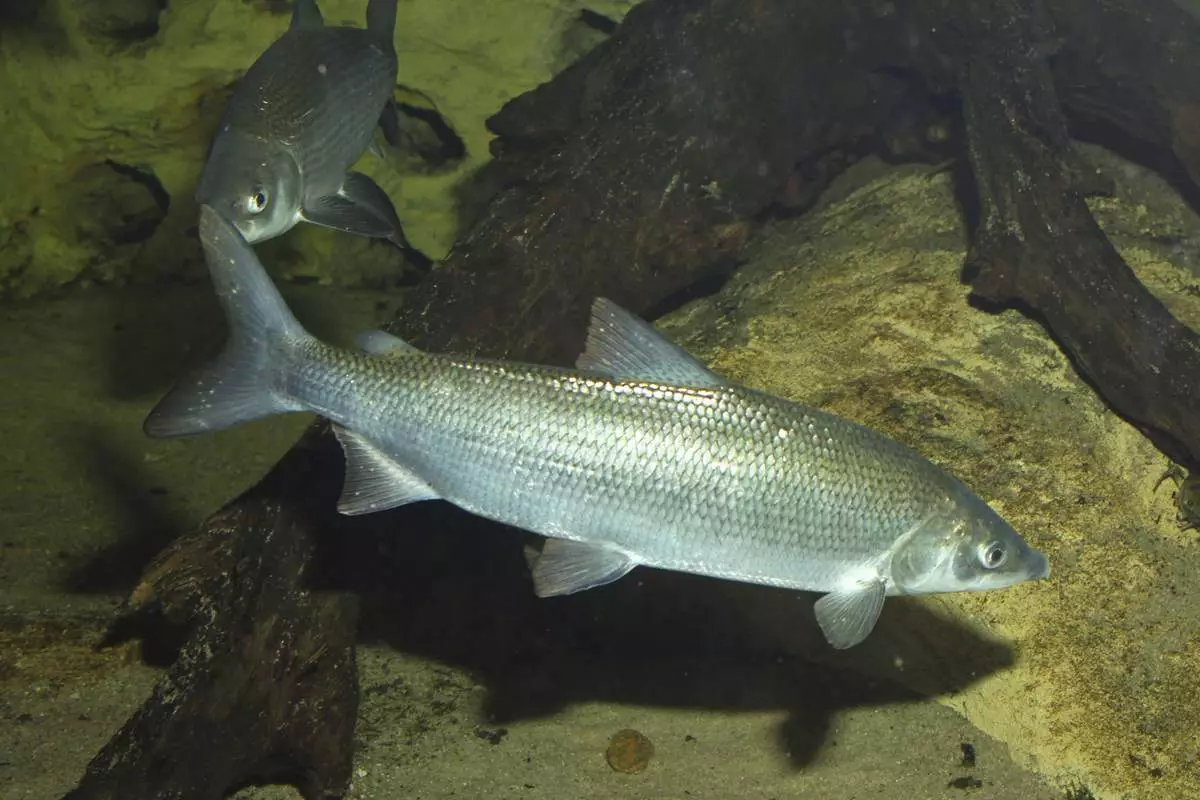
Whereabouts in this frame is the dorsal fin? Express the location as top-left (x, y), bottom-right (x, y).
top-left (365, 0), bottom-right (398, 50)
top-left (576, 298), bottom-right (726, 387)
top-left (291, 0), bottom-right (324, 29)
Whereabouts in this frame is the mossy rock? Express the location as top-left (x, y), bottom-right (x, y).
top-left (654, 151), bottom-right (1200, 800)
top-left (0, 0), bottom-right (639, 297)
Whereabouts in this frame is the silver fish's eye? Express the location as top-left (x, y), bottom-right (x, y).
top-left (246, 187), bottom-right (269, 214)
top-left (979, 542), bottom-right (1007, 569)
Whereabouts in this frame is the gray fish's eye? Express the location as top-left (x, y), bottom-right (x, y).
top-left (979, 541), bottom-right (1007, 569)
top-left (246, 187), bottom-right (269, 215)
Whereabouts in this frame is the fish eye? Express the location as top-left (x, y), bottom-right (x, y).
top-left (246, 187), bottom-right (269, 214)
top-left (979, 542), bottom-right (1007, 569)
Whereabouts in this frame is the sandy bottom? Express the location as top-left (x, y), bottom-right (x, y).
top-left (0, 283), bottom-right (1065, 799)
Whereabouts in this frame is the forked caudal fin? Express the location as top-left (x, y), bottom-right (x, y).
top-left (290, 0), bottom-right (324, 29)
top-left (366, 0), bottom-right (399, 50)
top-left (143, 206), bottom-right (310, 438)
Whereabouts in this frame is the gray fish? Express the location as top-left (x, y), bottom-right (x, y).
top-left (196, 0), bottom-right (408, 247)
top-left (146, 206), bottom-right (1051, 650)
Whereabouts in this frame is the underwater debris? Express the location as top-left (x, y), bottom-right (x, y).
top-left (947, 775), bottom-right (984, 790)
top-left (1063, 783), bottom-right (1098, 800)
top-left (605, 728), bottom-right (654, 774)
top-left (474, 726), bottom-right (508, 745)
top-left (1155, 464), bottom-right (1200, 532)
top-left (960, 742), bottom-right (977, 768)
top-left (77, 0), bottom-right (165, 44)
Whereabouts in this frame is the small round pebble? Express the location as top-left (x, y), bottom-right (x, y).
top-left (605, 728), bottom-right (654, 773)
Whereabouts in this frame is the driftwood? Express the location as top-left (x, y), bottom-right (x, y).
top-left (68, 0), bottom-right (1200, 797)
top-left (953, 0), bottom-right (1200, 468)
top-left (67, 428), bottom-right (358, 800)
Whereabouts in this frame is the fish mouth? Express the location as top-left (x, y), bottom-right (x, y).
top-left (1028, 550), bottom-right (1051, 580)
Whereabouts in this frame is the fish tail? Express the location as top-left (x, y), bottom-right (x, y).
top-left (366, 0), bottom-right (398, 50)
top-left (291, 0), bottom-right (323, 29)
top-left (143, 206), bottom-right (309, 438)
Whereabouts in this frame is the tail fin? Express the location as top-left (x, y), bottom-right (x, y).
top-left (143, 206), bottom-right (309, 438)
top-left (366, 0), bottom-right (398, 50)
top-left (290, 0), bottom-right (324, 29)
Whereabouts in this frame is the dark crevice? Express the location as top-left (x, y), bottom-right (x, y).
top-left (643, 265), bottom-right (742, 323)
top-left (0, 0), bottom-right (43, 27)
top-left (579, 8), bottom-right (619, 35)
top-left (105, 160), bottom-right (171, 215)
top-left (396, 102), bottom-right (467, 164)
top-left (70, 161), bottom-right (170, 253)
top-left (243, 0), bottom-right (292, 14)
top-left (383, 88), bottom-right (468, 174)
top-left (1062, 108), bottom-right (1200, 214)
top-left (79, 0), bottom-right (168, 44)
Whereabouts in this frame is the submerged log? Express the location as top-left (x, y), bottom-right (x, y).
top-left (390, 0), bottom-right (940, 362)
top-left (70, 0), bottom-right (1200, 796)
top-left (67, 427), bottom-right (358, 800)
top-left (949, 0), bottom-right (1200, 469)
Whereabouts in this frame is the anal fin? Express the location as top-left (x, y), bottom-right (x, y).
top-left (812, 579), bottom-right (887, 650)
top-left (332, 425), bottom-right (440, 515)
top-left (525, 538), bottom-right (637, 597)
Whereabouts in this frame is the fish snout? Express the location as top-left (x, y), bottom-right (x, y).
top-left (1027, 548), bottom-right (1051, 580)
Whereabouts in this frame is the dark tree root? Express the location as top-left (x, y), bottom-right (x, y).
top-left (950, 0), bottom-right (1200, 469)
top-left (68, 0), bottom-right (1200, 797)
top-left (66, 426), bottom-right (359, 800)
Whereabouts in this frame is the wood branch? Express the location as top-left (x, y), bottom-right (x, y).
top-left (1049, 0), bottom-right (1200, 196)
top-left (66, 427), bottom-right (360, 800)
top-left (948, 0), bottom-right (1200, 468)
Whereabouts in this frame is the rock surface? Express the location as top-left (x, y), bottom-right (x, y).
top-left (653, 150), bottom-right (1200, 800)
top-left (0, 0), bottom-right (636, 297)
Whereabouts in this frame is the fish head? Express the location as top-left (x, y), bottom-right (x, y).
top-left (195, 129), bottom-right (302, 244)
top-left (889, 491), bottom-right (1049, 595)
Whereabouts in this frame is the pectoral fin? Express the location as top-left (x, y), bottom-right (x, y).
top-left (812, 579), bottom-right (887, 650)
top-left (332, 425), bottom-right (440, 515)
top-left (302, 170), bottom-right (410, 246)
top-left (301, 194), bottom-right (395, 240)
top-left (525, 539), bottom-right (638, 597)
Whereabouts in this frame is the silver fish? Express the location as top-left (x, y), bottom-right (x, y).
top-left (146, 206), bottom-right (1051, 649)
top-left (196, 0), bottom-right (407, 247)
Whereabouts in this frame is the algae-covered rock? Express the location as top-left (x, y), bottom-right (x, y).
top-left (654, 151), bottom-right (1200, 800)
top-left (0, 0), bottom-right (638, 297)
